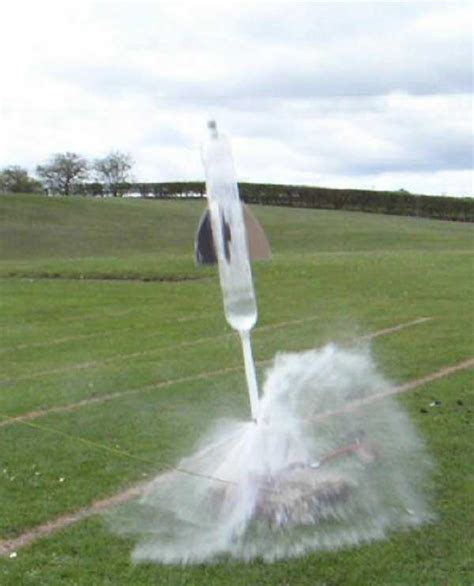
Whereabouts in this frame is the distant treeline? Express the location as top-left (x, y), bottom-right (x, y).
top-left (2, 156), bottom-right (472, 221)
top-left (75, 181), bottom-right (474, 222)
top-left (240, 183), bottom-right (474, 222)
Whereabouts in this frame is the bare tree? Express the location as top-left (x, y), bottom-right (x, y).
top-left (36, 152), bottom-right (88, 195)
top-left (93, 151), bottom-right (133, 197)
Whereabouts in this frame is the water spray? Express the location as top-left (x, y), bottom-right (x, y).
top-left (112, 122), bottom-right (433, 565)
top-left (202, 121), bottom-right (260, 421)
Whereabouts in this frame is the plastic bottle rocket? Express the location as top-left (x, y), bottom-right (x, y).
top-left (202, 121), bottom-right (260, 421)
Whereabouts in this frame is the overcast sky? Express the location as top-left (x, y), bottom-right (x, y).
top-left (1, 1), bottom-right (472, 196)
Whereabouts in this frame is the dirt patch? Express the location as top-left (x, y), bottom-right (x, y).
top-left (3, 273), bottom-right (210, 283)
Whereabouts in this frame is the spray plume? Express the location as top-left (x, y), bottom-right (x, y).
top-left (110, 123), bottom-right (432, 563)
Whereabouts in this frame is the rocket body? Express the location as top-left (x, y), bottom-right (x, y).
top-left (202, 124), bottom-right (257, 333)
top-left (202, 122), bottom-right (260, 420)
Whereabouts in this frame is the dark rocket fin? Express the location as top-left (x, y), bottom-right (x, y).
top-left (195, 204), bottom-right (271, 266)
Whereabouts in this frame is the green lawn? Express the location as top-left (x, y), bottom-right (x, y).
top-left (0, 193), bottom-right (473, 585)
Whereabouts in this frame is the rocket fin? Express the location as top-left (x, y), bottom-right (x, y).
top-left (195, 204), bottom-right (271, 266)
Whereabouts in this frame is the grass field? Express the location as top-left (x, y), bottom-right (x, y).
top-left (0, 193), bottom-right (473, 585)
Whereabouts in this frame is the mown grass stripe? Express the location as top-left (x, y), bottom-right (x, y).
top-left (0, 314), bottom-right (327, 383)
top-left (0, 316), bottom-right (429, 385)
top-left (0, 313), bottom-right (317, 359)
top-left (0, 366), bottom-right (242, 429)
top-left (0, 307), bottom-right (219, 335)
top-left (0, 317), bottom-right (432, 428)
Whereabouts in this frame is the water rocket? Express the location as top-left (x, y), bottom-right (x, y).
top-left (202, 121), bottom-right (260, 420)
top-left (119, 122), bottom-right (431, 564)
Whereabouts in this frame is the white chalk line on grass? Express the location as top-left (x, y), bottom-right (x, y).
top-left (0, 482), bottom-right (149, 558)
top-left (355, 317), bottom-right (431, 341)
top-left (0, 317), bottom-right (431, 429)
top-left (0, 311), bottom-right (308, 355)
top-left (0, 352), bottom-right (472, 558)
top-left (0, 311), bottom-right (222, 353)
top-left (1, 307), bottom-right (141, 332)
top-left (0, 326), bottom-right (143, 354)
top-left (0, 365), bottom-right (243, 429)
top-left (0, 314), bottom-right (327, 384)
top-left (311, 357), bottom-right (474, 424)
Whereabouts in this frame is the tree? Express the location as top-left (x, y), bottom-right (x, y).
top-left (36, 152), bottom-right (88, 195)
top-left (0, 166), bottom-right (42, 193)
top-left (93, 151), bottom-right (133, 197)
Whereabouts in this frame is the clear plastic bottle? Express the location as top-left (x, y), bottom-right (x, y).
top-left (202, 121), bottom-right (258, 332)
top-left (202, 122), bottom-right (260, 420)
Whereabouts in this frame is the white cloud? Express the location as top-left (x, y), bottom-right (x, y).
top-left (0, 1), bottom-right (472, 196)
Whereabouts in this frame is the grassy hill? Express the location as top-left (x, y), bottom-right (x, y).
top-left (0, 194), bottom-right (473, 585)
top-left (1, 193), bottom-right (471, 277)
